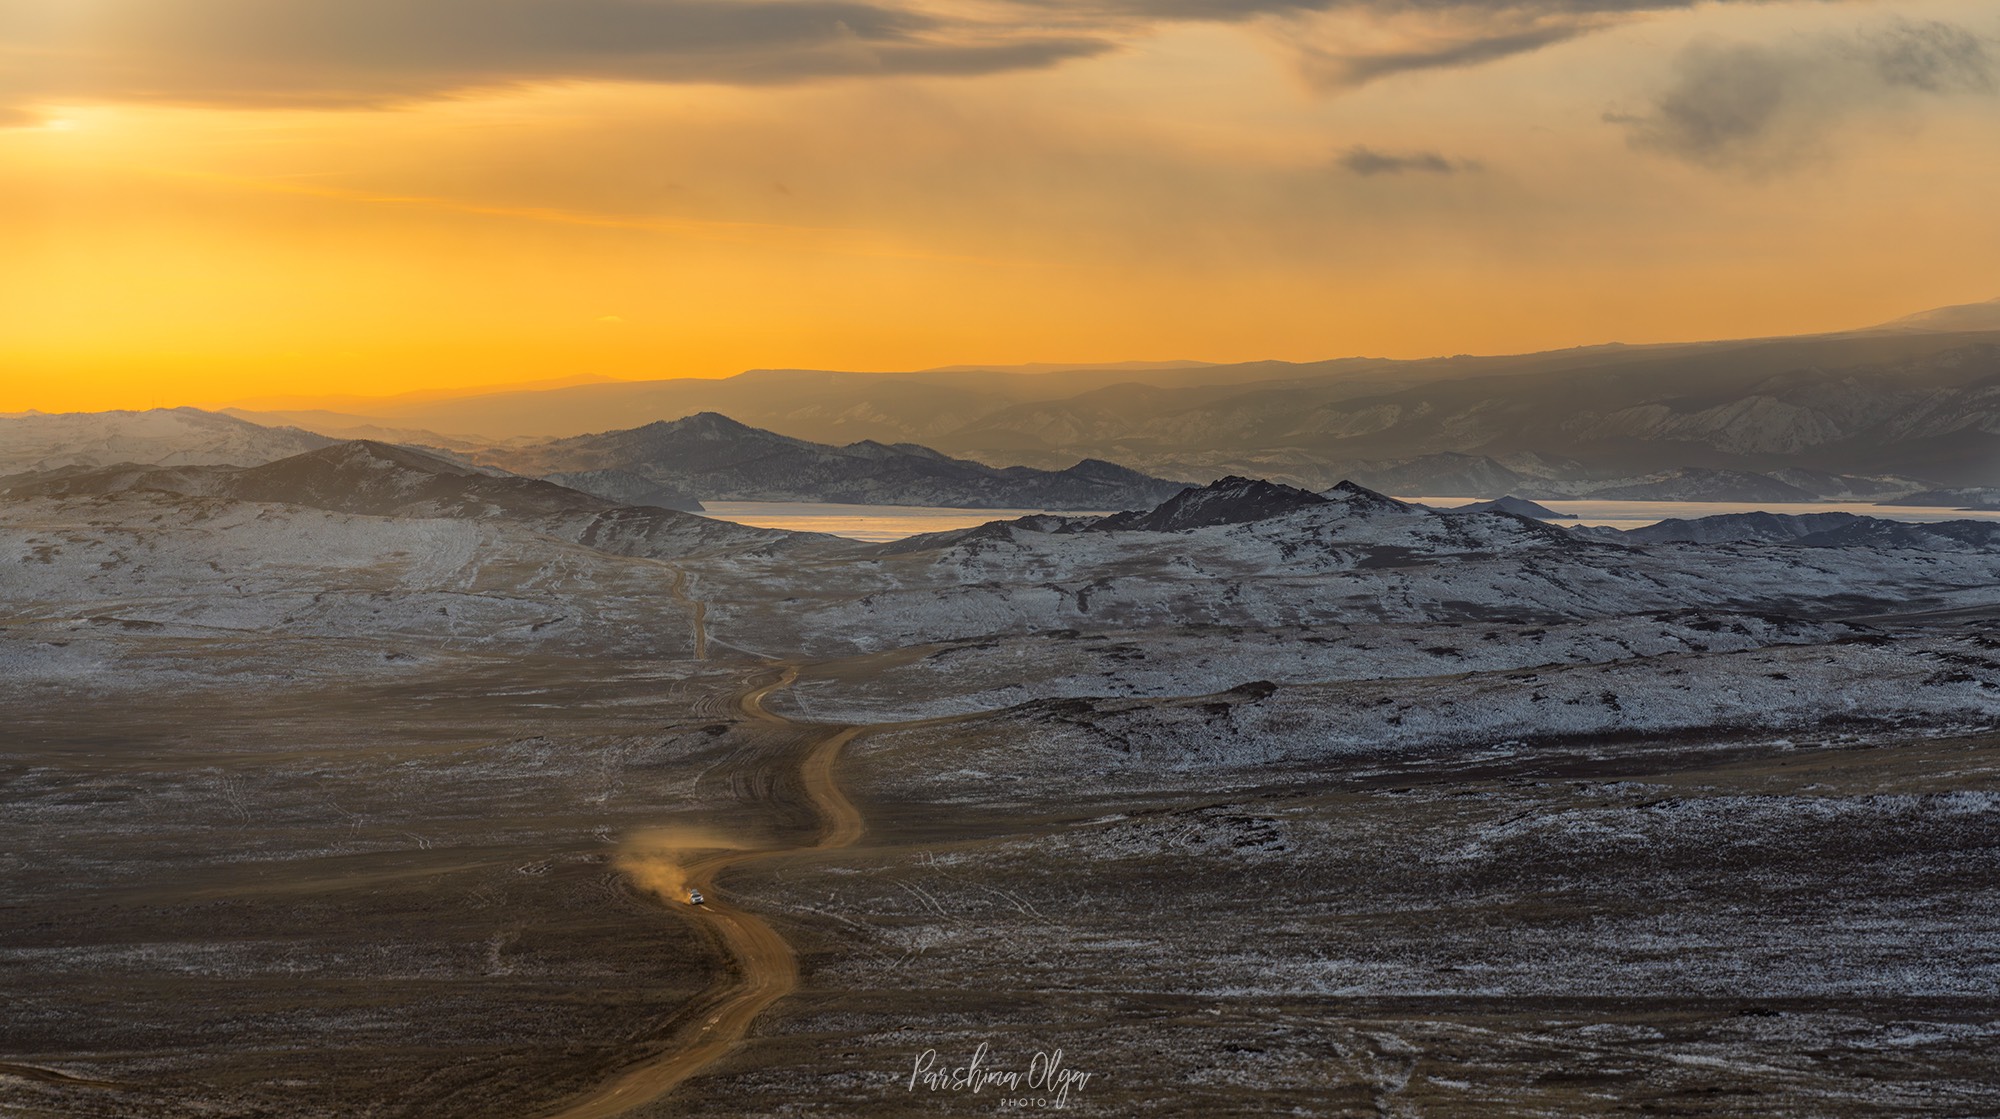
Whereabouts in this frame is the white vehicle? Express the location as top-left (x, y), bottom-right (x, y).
top-left (687, 888), bottom-right (705, 906)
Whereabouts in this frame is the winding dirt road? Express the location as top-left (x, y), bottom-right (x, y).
top-left (542, 594), bottom-right (864, 1118)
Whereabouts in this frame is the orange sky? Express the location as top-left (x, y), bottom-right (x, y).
top-left (3, 0), bottom-right (1997, 413)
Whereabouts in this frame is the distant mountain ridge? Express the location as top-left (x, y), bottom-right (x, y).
top-left (15, 302), bottom-right (2000, 502)
top-left (0, 407), bottom-right (334, 474)
top-left (2, 441), bottom-right (624, 520)
top-left (483, 412), bottom-right (1188, 510)
top-left (1338, 457), bottom-right (1923, 503)
top-left (1609, 510), bottom-right (2000, 552)
top-left (1873, 297), bottom-right (2000, 334)
top-left (1893, 487), bottom-right (2000, 511)
top-left (212, 309), bottom-right (2000, 493)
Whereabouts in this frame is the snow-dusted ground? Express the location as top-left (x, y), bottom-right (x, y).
top-left (776, 613), bottom-right (1873, 722)
top-left (0, 494), bottom-right (703, 663)
top-left (4, 477), bottom-right (1999, 1117)
top-left (842, 630), bottom-right (1999, 799)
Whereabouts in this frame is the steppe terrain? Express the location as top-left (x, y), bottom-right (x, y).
top-left (3, 452), bottom-right (1998, 1117)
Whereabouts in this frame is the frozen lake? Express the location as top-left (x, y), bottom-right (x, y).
top-left (697, 501), bottom-right (1110, 542)
top-left (701, 497), bottom-right (2000, 541)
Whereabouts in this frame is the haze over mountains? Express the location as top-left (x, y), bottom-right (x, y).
top-left (484, 412), bottom-right (1185, 510)
top-left (0, 410), bottom-right (1183, 512)
top-left (7, 302), bottom-right (1998, 507)
top-left (211, 303), bottom-right (2000, 496)
top-left (0, 407), bottom-right (334, 475)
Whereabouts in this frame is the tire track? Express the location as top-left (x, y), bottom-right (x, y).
top-left (542, 662), bottom-right (863, 1118)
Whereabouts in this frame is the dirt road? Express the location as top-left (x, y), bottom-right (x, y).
top-left (662, 562), bottom-right (707, 662)
top-left (540, 663), bottom-right (863, 1119)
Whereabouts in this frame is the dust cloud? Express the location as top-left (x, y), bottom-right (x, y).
top-left (614, 826), bottom-right (751, 902)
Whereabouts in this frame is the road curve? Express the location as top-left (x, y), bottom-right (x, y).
top-left (540, 664), bottom-right (864, 1119)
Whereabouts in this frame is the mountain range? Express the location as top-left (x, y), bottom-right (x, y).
top-left (477, 411), bottom-right (1187, 510)
top-left (7, 301), bottom-right (2000, 506)
top-left (213, 303), bottom-right (2000, 494)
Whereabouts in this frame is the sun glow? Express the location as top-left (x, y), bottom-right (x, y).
top-left (4, 1), bottom-right (1998, 413)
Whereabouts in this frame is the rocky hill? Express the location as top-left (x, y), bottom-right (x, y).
top-left (1447, 496), bottom-right (1573, 519)
top-left (1091, 476), bottom-right (1332, 532)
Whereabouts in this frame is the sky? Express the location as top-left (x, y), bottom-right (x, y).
top-left (3, 0), bottom-right (1998, 412)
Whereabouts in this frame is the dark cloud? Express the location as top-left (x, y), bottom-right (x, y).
top-left (1336, 145), bottom-right (1478, 175)
top-left (1015, 0), bottom-right (1722, 21)
top-left (0, 0), bottom-right (1934, 119)
top-left (1298, 19), bottom-right (1593, 88)
top-left (1613, 19), bottom-right (1996, 174)
top-left (1868, 18), bottom-right (1994, 94)
top-left (0, 0), bottom-right (1110, 111)
top-left (1015, 0), bottom-right (1768, 87)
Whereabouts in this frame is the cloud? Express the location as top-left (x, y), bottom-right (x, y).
top-left (0, 0), bottom-right (1110, 112)
top-left (1612, 19), bottom-right (1996, 174)
top-left (1336, 145), bottom-right (1478, 175)
top-left (1868, 17), bottom-right (1994, 94)
top-left (0, 0), bottom-right (1932, 123)
top-left (1278, 5), bottom-right (1621, 89)
top-left (1239, 0), bottom-right (1807, 90)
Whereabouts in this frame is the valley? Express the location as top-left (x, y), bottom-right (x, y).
top-left (2, 447), bottom-right (1997, 1116)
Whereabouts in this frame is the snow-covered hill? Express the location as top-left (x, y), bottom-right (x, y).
top-left (691, 478), bottom-right (2000, 657)
top-left (1446, 495), bottom-right (1573, 519)
top-left (0, 441), bottom-right (814, 570)
top-left (0, 407), bottom-right (333, 474)
top-left (0, 494), bottom-right (698, 661)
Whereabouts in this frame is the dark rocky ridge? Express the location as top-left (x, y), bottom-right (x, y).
top-left (487, 412), bottom-right (1187, 510)
top-left (883, 476), bottom-right (1435, 553)
top-left (1613, 510), bottom-right (2000, 551)
top-left (1091, 476), bottom-right (1332, 532)
top-left (1448, 496), bottom-right (1575, 520)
